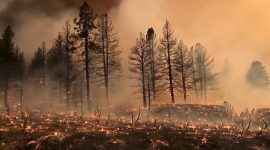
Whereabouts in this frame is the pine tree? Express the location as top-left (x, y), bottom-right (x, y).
top-left (246, 60), bottom-right (269, 88)
top-left (14, 45), bottom-right (25, 110)
top-left (173, 40), bottom-right (193, 101)
top-left (129, 33), bottom-right (151, 107)
top-left (159, 20), bottom-right (177, 103)
top-left (145, 27), bottom-right (164, 109)
top-left (29, 44), bottom-right (46, 88)
top-left (97, 14), bottom-right (121, 107)
top-left (0, 26), bottom-right (25, 111)
top-left (63, 20), bottom-right (77, 110)
top-left (74, 1), bottom-right (97, 112)
top-left (47, 34), bottom-right (65, 104)
top-left (192, 43), bottom-right (218, 101)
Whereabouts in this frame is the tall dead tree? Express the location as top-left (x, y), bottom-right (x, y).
top-left (41, 42), bottom-right (46, 89)
top-left (192, 43), bottom-right (218, 101)
top-left (159, 20), bottom-right (177, 103)
top-left (47, 34), bottom-right (65, 104)
top-left (190, 48), bottom-right (199, 99)
top-left (15, 45), bottom-right (25, 110)
top-left (74, 1), bottom-right (97, 112)
top-left (174, 41), bottom-right (193, 101)
top-left (29, 43), bottom-right (47, 102)
top-left (97, 14), bottom-right (121, 107)
top-left (146, 27), bottom-right (163, 102)
top-left (63, 20), bottom-right (77, 110)
top-left (129, 33), bottom-right (151, 107)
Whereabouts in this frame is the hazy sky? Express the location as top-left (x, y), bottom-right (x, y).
top-left (1, 0), bottom-right (270, 110)
top-left (0, 0), bottom-right (269, 69)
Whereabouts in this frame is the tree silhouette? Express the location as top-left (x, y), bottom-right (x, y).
top-left (0, 26), bottom-right (25, 112)
top-left (47, 31), bottom-right (77, 110)
top-left (129, 33), bottom-right (151, 107)
top-left (246, 60), bottom-right (269, 88)
top-left (74, 1), bottom-right (97, 112)
top-left (173, 40), bottom-right (193, 101)
top-left (47, 34), bottom-right (66, 104)
top-left (29, 43), bottom-right (46, 88)
top-left (191, 43), bottom-right (218, 101)
top-left (159, 20), bottom-right (177, 103)
top-left (97, 14), bottom-right (121, 107)
top-left (63, 20), bottom-right (77, 110)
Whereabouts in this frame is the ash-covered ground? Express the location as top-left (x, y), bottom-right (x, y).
top-left (1, 104), bottom-right (270, 150)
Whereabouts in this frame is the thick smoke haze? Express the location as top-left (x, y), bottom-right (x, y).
top-left (1, 0), bottom-right (270, 111)
top-left (112, 0), bottom-right (270, 111)
top-left (0, 0), bottom-right (120, 25)
top-left (0, 0), bottom-right (121, 60)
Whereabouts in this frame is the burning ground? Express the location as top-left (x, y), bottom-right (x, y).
top-left (1, 104), bottom-right (270, 150)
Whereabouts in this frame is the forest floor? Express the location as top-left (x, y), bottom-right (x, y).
top-left (1, 105), bottom-right (270, 150)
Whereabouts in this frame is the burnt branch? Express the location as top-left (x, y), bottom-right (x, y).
top-left (263, 119), bottom-right (270, 129)
top-left (94, 105), bottom-right (101, 125)
top-left (131, 108), bottom-right (141, 127)
top-left (241, 109), bottom-right (253, 137)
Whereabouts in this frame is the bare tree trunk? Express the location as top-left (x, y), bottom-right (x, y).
top-left (147, 74), bottom-right (151, 111)
top-left (150, 39), bottom-right (156, 99)
top-left (80, 78), bottom-right (84, 114)
top-left (182, 76), bottom-right (187, 101)
top-left (4, 79), bottom-right (9, 112)
top-left (141, 62), bottom-right (147, 108)
top-left (198, 55), bottom-right (204, 101)
top-left (42, 42), bottom-right (46, 102)
top-left (167, 42), bottom-right (175, 104)
top-left (180, 50), bottom-right (187, 101)
top-left (202, 61), bottom-right (207, 101)
top-left (84, 34), bottom-right (91, 112)
top-left (105, 14), bottom-right (110, 107)
top-left (20, 86), bottom-right (23, 110)
top-left (191, 52), bottom-right (199, 100)
top-left (101, 14), bottom-right (110, 107)
top-left (65, 52), bottom-right (70, 110)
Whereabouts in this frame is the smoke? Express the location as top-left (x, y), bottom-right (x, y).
top-left (1, 0), bottom-right (270, 111)
top-left (111, 0), bottom-right (270, 112)
top-left (0, 0), bottom-right (121, 60)
top-left (0, 0), bottom-right (121, 26)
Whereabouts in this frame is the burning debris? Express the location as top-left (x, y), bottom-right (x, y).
top-left (0, 104), bottom-right (270, 149)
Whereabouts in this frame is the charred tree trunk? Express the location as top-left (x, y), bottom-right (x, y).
top-left (182, 74), bottom-right (187, 101)
top-left (160, 21), bottom-right (176, 104)
top-left (80, 78), bottom-right (84, 114)
top-left (101, 14), bottom-right (110, 107)
top-left (105, 14), bottom-right (110, 107)
top-left (20, 86), bottom-right (23, 110)
top-left (147, 73), bottom-right (151, 111)
top-left (180, 50), bottom-right (187, 101)
top-left (166, 37), bottom-right (175, 104)
top-left (150, 39), bottom-right (156, 99)
top-left (198, 55), bottom-right (204, 101)
top-left (4, 78), bottom-right (9, 112)
top-left (65, 51), bottom-right (70, 110)
top-left (191, 52), bottom-right (199, 100)
top-left (202, 61), bottom-right (207, 101)
top-left (129, 33), bottom-right (150, 109)
top-left (42, 42), bottom-right (46, 102)
top-left (141, 59), bottom-right (147, 108)
top-left (84, 33), bottom-right (91, 112)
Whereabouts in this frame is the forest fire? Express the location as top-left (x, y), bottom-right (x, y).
top-left (1, 0), bottom-right (270, 149)
top-left (0, 103), bottom-right (270, 149)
